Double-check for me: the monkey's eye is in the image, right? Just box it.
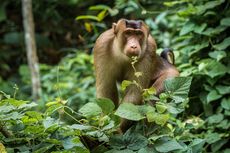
[124,31,132,37]
[135,31,143,36]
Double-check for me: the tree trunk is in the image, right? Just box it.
[22,0,41,101]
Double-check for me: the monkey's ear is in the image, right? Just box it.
[113,23,118,34]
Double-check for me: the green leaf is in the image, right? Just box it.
[196,0,225,15]
[125,134,148,151]
[149,134,170,142]
[18,102,37,109]
[198,59,227,78]
[79,102,102,118]
[144,105,156,122]
[211,139,228,152]
[89,5,110,10]
[220,17,230,26]
[216,85,230,95]
[153,113,170,126]
[178,5,197,17]
[43,117,57,129]
[155,139,184,152]
[138,146,157,153]
[189,139,205,153]
[143,87,157,99]
[70,124,92,130]
[115,103,145,121]
[2,98,28,107]
[62,137,85,150]
[121,80,132,91]
[45,103,63,116]
[106,149,134,153]
[0,105,15,113]
[167,104,184,114]
[207,90,222,103]
[202,25,227,36]
[109,135,126,150]
[208,51,226,61]
[2,112,23,120]
[76,15,99,21]
[216,119,230,130]
[164,1,185,7]
[164,77,192,103]
[111,129,148,151]
[180,22,195,35]
[97,10,107,21]
[213,37,230,50]
[221,98,230,110]
[189,42,209,56]
[108,8,119,16]
[25,111,42,121]
[156,103,167,113]
[194,23,207,34]
[207,114,224,124]
[205,132,221,144]
[96,98,115,114]
[33,144,55,153]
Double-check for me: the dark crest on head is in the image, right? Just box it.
[125,19,142,29]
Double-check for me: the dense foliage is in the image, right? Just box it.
[0,0,229,152]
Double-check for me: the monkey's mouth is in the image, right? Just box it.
[125,50,140,58]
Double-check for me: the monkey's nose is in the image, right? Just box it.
[131,45,137,49]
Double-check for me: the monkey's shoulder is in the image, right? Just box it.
[95,29,114,45]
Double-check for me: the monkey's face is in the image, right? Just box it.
[122,29,144,58]
[113,19,149,59]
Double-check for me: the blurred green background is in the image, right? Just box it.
[0,0,229,152]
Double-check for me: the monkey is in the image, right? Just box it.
[93,19,179,132]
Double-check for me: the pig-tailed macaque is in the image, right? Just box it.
[93,19,179,132]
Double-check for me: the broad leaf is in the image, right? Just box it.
[156,103,167,113]
[198,59,227,78]
[207,90,222,103]
[115,103,145,121]
[205,132,221,144]
[208,51,226,61]
[155,139,184,152]
[189,139,205,153]
[96,98,115,114]
[220,17,230,26]
[202,26,227,36]
[43,117,57,129]
[180,22,195,35]
[221,98,230,110]
[196,0,225,15]
[211,139,228,152]
[164,77,192,103]
[213,37,230,50]
[123,130,148,151]
[62,137,85,150]
[207,114,224,124]
[79,102,102,118]
[216,85,230,95]
[106,149,134,153]
[110,130,149,151]
[70,124,92,130]
[152,113,170,126]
